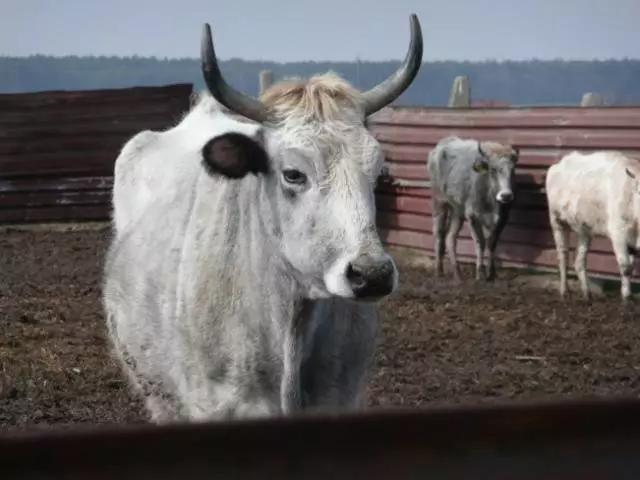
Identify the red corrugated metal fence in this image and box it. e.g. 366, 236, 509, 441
2, 84, 640, 278
0, 84, 192, 223
369, 106, 640, 278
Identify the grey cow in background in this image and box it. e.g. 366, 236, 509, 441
427, 136, 519, 281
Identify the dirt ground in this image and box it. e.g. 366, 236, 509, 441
1, 227, 639, 434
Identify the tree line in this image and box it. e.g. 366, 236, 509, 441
2, 55, 640, 107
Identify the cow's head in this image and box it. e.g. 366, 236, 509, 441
197, 16, 423, 302
472, 141, 519, 204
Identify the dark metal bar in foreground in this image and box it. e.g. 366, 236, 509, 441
2, 396, 640, 479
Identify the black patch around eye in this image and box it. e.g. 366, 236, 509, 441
201, 132, 270, 179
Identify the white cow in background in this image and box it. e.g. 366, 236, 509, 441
102, 16, 424, 423
546, 150, 640, 301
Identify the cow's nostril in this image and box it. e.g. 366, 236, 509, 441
346, 263, 367, 290
498, 191, 513, 203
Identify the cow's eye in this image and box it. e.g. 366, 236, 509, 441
282, 169, 307, 185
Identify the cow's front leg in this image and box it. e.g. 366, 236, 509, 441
145, 394, 184, 424
282, 299, 318, 413
486, 205, 511, 281
467, 215, 486, 280
185, 384, 281, 422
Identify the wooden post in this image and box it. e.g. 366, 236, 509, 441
580, 92, 604, 107
259, 70, 274, 95
448, 76, 470, 107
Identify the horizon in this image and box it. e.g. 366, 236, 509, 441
3, 55, 638, 64
3, 0, 639, 62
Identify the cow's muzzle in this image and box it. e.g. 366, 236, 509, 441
346, 253, 397, 300
496, 191, 514, 204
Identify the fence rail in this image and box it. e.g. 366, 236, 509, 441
2, 397, 640, 479
2, 79, 639, 278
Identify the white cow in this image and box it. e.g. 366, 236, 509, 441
546, 150, 640, 300
103, 16, 424, 423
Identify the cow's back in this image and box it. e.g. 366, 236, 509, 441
546, 151, 632, 235
113, 127, 201, 236
112, 130, 159, 234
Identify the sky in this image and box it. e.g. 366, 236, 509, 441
2, 0, 639, 62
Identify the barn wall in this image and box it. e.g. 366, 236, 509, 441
2, 83, 640, 278
368, 106, 640, 278
0, 84, 193, 223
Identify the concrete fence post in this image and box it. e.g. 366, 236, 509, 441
577, 91, 605, 294
448, 76, 470, 107
580, 92, 604, 107
259, 70, 274, 95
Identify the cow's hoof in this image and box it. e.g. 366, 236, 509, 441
621, 295, 634, 305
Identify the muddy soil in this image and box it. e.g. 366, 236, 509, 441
1, 228, 639, 433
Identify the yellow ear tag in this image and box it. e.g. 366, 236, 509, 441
473, 162, 489, 173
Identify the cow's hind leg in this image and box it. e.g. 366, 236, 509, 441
432, 199, 450, 277
549, 213, 570, 298
467, 215, 486, 281
445, 214, 464, 282
574, 228, 592, 299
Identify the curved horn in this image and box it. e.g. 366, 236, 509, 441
361, 14, 424, 117
201, 23, 269, 123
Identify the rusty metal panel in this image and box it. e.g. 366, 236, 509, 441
381, 142, 564, 167
372, 124, 640, 151
0, 84, 193, 108
370, 105, 640, 129
2, 397, 640, 479
0, 84, 193, 224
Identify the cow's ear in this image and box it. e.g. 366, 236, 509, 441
475, 141, 489, 173
626, 168, 636, 180
201, 132, 270, 179
477, 141, 487, 158
511, 146, 520, 163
